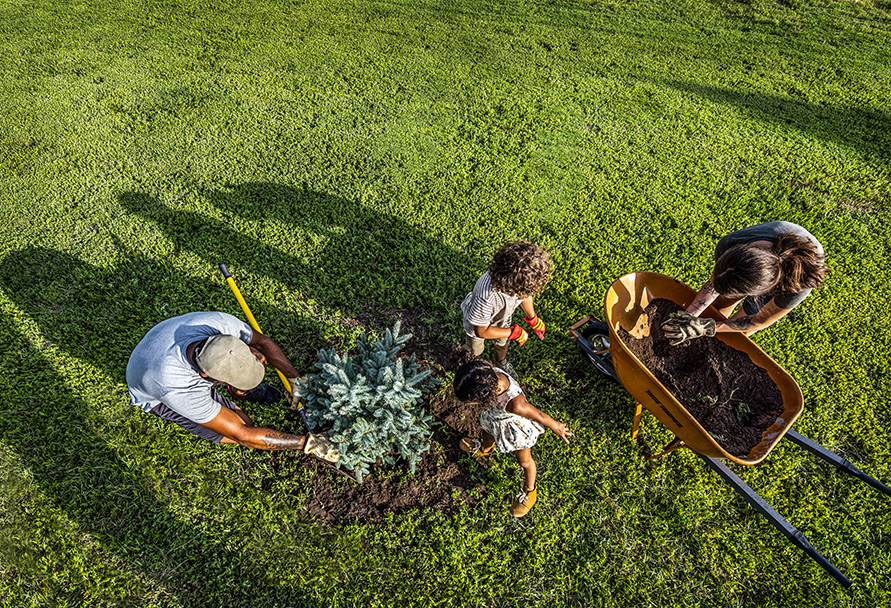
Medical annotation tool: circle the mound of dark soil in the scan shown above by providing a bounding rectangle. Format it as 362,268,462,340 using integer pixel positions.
263,332,491,524
618,299,783,458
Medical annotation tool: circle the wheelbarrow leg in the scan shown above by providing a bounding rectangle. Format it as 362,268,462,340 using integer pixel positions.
785,430,891,498
696,453,852,588
645,436,686,460
631,403,643,439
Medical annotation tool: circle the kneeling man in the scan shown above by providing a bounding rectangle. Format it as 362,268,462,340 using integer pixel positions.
127,311,335,459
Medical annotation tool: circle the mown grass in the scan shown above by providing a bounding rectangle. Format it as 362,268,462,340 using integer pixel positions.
1,0,890,606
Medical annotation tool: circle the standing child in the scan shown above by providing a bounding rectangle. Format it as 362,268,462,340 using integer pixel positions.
461,240,551,379
453,356,571,517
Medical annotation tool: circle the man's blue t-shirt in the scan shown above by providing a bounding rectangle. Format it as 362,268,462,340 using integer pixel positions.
126,312,253,423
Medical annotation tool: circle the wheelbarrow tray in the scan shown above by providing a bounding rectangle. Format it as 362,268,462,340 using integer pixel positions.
604,271,803,464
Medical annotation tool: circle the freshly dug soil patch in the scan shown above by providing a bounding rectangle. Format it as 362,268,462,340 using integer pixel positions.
263,338,491,524
618,299,783,458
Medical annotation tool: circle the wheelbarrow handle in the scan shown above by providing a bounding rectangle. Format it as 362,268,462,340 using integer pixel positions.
786,430,891,498
698,454,852,588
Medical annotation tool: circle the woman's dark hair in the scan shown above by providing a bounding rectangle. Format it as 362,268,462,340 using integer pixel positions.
453,357,499,403
489,240,551,299
712,232,826,298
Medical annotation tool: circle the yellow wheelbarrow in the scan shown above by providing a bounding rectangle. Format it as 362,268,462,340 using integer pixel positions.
570,271,890,587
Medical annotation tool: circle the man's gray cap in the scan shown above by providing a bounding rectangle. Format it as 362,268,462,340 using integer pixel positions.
195,335,265,389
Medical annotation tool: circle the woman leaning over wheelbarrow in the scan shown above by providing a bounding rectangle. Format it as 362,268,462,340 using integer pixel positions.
662,221,827,345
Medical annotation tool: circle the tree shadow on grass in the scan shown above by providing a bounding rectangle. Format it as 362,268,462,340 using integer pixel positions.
0,290,322,607
663,80,891,166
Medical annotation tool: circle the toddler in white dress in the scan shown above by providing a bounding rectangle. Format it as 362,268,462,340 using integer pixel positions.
454,358,572,517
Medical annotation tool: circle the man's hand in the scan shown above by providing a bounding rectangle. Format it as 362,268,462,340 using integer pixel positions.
305,433,340,462
524,315,546,340
508,324,529,346
661,312,716,346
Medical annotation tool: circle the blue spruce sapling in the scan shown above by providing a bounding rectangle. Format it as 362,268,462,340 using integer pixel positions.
292,322,440,482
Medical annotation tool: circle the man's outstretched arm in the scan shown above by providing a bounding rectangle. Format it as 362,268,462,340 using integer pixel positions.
201,406,306,450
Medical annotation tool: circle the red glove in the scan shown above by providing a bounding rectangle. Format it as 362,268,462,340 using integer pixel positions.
525,315,546,340
508,324,528,346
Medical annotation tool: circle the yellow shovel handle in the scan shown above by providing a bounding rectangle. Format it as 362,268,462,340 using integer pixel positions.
219,263,292,396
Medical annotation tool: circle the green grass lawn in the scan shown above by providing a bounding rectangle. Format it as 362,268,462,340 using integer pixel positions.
2,0,890,606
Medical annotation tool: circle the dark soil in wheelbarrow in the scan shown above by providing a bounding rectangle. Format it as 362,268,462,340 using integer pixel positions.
618,298,784,458
261,338,493,524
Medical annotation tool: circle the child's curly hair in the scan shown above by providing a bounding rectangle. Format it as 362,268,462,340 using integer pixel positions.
488,240,551,299
453,356,499,403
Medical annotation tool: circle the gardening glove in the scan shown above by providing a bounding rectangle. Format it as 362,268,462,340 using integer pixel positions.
661,312,716,346
524,315,546,340
508,324,529,346
304,433,340,463
287,377,302,409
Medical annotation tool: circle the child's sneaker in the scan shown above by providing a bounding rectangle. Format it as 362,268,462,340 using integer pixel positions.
509,485,537,517
459,437,495,457
227,383,284,404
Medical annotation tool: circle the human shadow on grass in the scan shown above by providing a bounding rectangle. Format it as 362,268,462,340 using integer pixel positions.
116,185,520,520
118,184,485,326
0,245,325,380
663,80,891,167
0,291,322,607
0,240,488,525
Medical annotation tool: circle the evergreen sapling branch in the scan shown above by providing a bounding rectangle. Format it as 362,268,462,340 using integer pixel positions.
293,322,440,482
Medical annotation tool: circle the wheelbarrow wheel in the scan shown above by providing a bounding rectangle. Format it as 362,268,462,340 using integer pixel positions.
581,319,610,340
580,319,614,378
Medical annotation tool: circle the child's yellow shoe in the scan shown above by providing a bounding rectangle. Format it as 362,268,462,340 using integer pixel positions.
509,485,537,518
459,437,495,457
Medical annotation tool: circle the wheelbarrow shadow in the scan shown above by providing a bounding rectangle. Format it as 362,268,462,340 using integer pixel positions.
0,284,322,607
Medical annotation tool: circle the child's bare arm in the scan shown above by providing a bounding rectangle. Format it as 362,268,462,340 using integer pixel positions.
519,297,536,320
519,297,545,340
474,325,512,339
474,324,529,345
506,395,572,443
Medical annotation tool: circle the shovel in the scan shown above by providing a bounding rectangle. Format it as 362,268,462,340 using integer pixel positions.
219,263,357,482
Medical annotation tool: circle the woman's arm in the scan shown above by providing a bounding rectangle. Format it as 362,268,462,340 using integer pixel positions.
715,298,790,336
505,394,571,443
686,278,720,317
